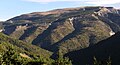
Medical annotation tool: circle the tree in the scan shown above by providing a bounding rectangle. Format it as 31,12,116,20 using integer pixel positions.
0,47,21,65
53,50,72,65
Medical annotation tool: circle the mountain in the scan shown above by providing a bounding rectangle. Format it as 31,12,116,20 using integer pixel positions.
0,33,72,65
1,6,120,55
0,32,52,58
65,32,120,65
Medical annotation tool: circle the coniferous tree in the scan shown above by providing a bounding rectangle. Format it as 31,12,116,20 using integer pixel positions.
53,50,72,65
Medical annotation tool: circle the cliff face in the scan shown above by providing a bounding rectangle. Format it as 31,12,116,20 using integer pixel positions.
2,6,120,54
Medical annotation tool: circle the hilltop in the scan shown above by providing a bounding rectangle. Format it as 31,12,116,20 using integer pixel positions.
1,6,120,56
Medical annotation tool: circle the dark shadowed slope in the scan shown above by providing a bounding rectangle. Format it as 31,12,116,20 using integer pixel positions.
65,32,120,65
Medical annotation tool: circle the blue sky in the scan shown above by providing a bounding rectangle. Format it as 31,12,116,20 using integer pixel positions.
0,0,120,21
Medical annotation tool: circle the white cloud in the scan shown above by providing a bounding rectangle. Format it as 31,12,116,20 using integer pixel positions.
86,0,120,5
23,0,120,5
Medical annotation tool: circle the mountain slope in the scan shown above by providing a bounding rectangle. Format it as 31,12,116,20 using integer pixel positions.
0,33,52,58
2,6,120,55
65,32,120,65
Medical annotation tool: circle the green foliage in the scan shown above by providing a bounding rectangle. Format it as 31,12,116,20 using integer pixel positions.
0,45,72,65
93,57,112,65
52,51,72,65
0,33,52,58
0,47,22,65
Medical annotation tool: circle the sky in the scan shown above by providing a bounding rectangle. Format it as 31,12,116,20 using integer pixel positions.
0,0,120,21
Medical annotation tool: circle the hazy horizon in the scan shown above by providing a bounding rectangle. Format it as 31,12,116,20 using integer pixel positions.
0,0,120,21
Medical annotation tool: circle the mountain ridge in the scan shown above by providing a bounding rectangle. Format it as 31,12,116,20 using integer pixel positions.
1,6,120,56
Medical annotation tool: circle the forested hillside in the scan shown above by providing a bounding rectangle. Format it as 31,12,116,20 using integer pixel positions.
0,6,120,65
